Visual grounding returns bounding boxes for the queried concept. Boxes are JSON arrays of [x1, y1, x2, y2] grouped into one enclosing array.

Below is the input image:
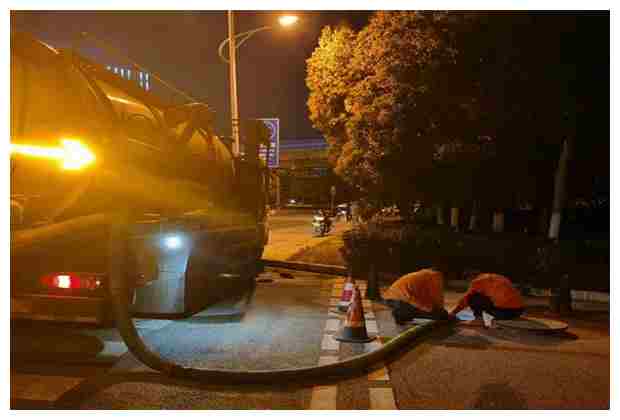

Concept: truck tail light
[[40, 273, 104, 291]]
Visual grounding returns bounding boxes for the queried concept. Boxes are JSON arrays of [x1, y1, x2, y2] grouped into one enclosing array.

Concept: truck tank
[[11, 31, 267, 322]]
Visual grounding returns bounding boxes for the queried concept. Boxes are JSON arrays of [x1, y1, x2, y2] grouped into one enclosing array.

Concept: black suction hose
[[108, 211, 450, 384]]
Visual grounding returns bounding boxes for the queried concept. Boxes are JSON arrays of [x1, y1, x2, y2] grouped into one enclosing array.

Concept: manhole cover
[[496, 317, 568, 331]]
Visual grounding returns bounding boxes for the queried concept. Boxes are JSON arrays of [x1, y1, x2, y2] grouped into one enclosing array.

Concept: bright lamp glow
[[60, 139, 96, 170], [278, 15, 298, 27], [56, 275, 71, 289], [164, 235, 183, 250], [10, 138, 96, 170]]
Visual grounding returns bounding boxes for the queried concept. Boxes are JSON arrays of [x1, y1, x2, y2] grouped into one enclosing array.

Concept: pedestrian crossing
[[310, 277, 398, 410], [12, 278, 400, 410]]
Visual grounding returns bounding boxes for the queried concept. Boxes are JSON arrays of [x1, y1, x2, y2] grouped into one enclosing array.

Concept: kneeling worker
[[382, 268, 448, 324], [449, 272, 525, 327]]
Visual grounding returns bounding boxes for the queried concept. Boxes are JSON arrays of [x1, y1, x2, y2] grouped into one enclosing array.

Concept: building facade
[[106, 65, 151, 91], [277, 137, 333, 206]]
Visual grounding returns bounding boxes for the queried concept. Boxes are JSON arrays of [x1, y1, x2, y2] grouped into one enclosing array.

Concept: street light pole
[[222, 13, 298, 158], [227, 11, 240, 156]]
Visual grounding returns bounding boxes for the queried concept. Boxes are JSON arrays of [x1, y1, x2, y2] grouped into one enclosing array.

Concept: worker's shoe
[[482, 313, 496, 328]]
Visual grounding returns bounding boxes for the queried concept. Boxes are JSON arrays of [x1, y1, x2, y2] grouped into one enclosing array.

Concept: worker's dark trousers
[[468, 292, 524, 320], [384, 299, 448, 324]]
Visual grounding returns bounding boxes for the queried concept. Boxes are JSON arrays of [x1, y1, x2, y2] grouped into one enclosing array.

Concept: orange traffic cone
[[335, 286, 375, 343], [337, 276, 356, 312]]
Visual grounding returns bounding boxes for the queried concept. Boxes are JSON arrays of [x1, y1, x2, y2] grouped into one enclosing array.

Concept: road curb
[[262, 259, 348, 276], [261, 261, 609, 309]]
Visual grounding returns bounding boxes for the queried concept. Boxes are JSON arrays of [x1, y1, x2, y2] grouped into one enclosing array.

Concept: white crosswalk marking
[[315, 276, 398, 410], [368, 364, 390, 381], [321, 334, 340, 351], [11, 373, 84, 402], [324, 318, 340, 332], [369, 387, 397, 409], [310, 385, 338, 409], [365, 320, 379, 334]]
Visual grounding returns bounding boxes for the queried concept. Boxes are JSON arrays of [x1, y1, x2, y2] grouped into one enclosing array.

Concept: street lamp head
[[278, 15, 298, 27]]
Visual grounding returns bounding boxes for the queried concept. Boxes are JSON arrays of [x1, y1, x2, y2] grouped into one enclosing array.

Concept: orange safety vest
[[464, 273, 524, 309], [383, 269, 445, 312]]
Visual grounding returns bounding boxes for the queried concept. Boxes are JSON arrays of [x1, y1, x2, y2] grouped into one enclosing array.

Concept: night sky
[[11, 10, 371, 140]]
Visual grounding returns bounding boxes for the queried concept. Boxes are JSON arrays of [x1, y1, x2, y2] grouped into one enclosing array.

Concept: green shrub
[[340, 222, 609, 291]]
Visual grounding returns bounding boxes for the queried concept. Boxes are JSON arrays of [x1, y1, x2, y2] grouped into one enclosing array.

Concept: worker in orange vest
[[382, 268, 449, 324], [449, 272, 525, 327]]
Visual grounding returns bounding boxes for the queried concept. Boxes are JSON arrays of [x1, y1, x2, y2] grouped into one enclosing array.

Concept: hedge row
[[340, 223, 609, 292]]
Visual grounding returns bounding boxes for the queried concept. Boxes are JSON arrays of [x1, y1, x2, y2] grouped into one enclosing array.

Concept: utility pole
[[548, 138, 573, 240], [548, 137, 574, 314], [228, 11, 240, 156]]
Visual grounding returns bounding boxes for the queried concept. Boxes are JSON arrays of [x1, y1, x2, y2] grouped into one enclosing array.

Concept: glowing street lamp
[[220, 12, 298, 156], [278, 15, 299, 26]]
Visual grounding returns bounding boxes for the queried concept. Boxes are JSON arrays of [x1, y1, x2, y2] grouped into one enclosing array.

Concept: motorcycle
[[312, 212, 332, 237]]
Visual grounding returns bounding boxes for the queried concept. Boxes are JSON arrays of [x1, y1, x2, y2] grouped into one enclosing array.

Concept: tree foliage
[[306, 12, 608, 229]]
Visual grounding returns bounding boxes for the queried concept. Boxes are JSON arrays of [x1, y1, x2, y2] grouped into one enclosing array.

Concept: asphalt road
[[10, 211, 610, 409], [11, 269, 388, 409], [267, 208, 316, 230]]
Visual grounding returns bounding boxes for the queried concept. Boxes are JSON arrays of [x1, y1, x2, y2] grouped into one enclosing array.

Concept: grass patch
[[286, 235, 346, 266]]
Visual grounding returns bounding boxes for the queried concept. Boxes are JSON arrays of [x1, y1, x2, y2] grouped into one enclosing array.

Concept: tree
[[308, 12, 476, 218], [307, 12, 607, 236], [306, 25, 357, 177]]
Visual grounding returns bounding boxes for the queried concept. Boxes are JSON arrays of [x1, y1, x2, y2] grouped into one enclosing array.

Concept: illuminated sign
[[257, 118, 279, 168]]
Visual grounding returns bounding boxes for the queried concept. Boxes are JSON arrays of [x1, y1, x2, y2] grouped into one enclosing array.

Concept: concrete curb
[[262, 260, 609, 305], [262, 259, 348, 276], [527, 288, 609, 303]]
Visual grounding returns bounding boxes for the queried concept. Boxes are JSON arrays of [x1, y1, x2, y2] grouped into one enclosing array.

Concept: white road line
[[318, 355, 339, 366], [310, 385, 338, 409], [11, 373, 84, 402], [324, 318, 341, 332], [329, 298, 340, 306], [365, 320, 379, 334], [321, 334, 340, 351], [368, 364, 390, 381], [364, 311, 376, 320], [369, 387, 397, 410]]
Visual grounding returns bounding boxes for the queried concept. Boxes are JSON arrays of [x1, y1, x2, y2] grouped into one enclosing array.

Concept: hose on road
[[109, 212, 450, 384]]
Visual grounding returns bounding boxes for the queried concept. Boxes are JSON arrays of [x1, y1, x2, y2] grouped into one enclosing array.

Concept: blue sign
[[257, 118, 279, 168]]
